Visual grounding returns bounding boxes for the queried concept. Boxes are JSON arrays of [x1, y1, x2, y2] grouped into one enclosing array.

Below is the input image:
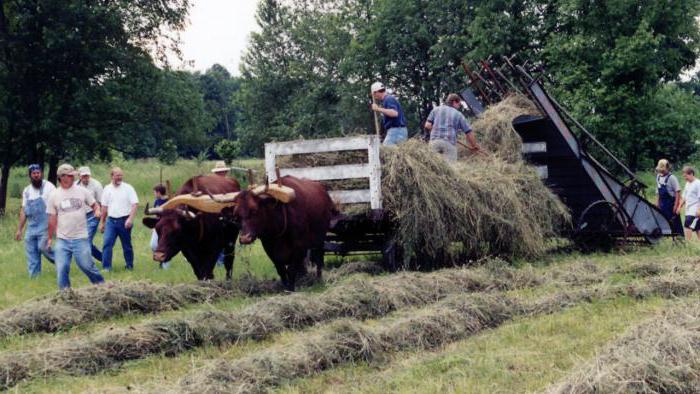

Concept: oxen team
[[143, 175, 335, 291]]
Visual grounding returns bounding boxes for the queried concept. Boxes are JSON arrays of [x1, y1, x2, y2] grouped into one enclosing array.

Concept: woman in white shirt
[[677, 165, 700, 240]]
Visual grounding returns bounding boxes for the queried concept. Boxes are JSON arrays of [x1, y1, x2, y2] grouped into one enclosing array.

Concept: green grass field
[[1, 159, 699, 393]]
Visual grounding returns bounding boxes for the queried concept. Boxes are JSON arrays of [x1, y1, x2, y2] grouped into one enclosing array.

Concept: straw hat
[[57, 164, 77, 177], [656, 159, 670, 173], [211, 161, 231, 173]]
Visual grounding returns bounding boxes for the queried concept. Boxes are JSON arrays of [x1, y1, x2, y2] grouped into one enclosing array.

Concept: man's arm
[[465, 132, 482, 152], [676, 197, 686, 215], [371, 104, 398, 118], [15, 210, 27, 241], [674, 191, 682, 213], [99, 205, 108, 233], [47, 214, 57, 249], [424, 121, 433, 131], [125, 204, 138, 229]]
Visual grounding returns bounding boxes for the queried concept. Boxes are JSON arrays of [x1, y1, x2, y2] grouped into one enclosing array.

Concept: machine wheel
[[573, 200, 627, 251]]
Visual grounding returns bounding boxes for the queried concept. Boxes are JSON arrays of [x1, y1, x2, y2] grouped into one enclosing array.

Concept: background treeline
[[2, 0, 700, 215]]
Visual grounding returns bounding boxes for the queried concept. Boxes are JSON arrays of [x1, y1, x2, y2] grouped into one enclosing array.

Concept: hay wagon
[[264, 135, 401, 267], [461, 58, 678, 247]]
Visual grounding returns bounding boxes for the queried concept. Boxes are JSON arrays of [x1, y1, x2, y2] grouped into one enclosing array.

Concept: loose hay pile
[[382, 141, 569, 266], [466, 94, 540, 162], [547, 301, 700, 393]]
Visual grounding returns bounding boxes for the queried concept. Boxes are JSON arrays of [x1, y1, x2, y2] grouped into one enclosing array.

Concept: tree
[[0, 0, 190, 214]]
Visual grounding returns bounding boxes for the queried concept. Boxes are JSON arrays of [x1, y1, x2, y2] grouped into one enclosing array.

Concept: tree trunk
[[48, 156, 59, 185], [0, 162, 11, 216]]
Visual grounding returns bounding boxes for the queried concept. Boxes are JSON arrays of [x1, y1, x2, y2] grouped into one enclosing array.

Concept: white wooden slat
[[279, 164, 370, 181], [329, 189, 371, 204], [264, 144, 277, 183], [535, 165, 548, 179], [367, 135, 382, 209], [522, 142, 547, 154], [265, 136, 371, 156]]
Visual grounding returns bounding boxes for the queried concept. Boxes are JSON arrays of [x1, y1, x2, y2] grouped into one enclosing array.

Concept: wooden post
[[372, 97, 381, 138], [166, 180, 173, 199], [247, 168, 254, 188], [275, 167, 282, 187]]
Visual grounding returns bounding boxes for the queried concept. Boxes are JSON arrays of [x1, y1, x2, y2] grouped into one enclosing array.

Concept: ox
[[209, 176, 335, 291], [142, 175, 240, 280]]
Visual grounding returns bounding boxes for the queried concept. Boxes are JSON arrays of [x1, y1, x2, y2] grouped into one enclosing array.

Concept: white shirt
[[683, 179, 700, 217], [101, 182, 139, 218], [21, 181, 56, 207]]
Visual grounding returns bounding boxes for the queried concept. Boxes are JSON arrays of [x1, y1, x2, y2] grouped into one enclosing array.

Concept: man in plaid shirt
[[425, 93, 481, 162]]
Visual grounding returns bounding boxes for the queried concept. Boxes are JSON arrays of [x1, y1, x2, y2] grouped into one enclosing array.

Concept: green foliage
[[157, 139, 179, 165], [214, 140, 242, 164]]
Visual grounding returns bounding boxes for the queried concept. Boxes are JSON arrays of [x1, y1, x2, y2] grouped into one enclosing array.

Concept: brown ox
[[226, 176, 334, 291], [142, 176, 240, 280]]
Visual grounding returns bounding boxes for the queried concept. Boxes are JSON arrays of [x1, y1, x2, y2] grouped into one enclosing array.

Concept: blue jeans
[[102, 217, 134, 270], [86, 214, 102, 261], [383, 127, 408, 146], [24, 227, 55, 278], [55, 238, 105, 289]]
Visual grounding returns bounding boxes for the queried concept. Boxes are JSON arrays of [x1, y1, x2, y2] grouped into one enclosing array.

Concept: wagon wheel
[[381, 237, 403, 272], [573, 200, 627, 252]]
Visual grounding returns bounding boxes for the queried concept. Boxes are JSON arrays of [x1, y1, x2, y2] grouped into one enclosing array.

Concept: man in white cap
[[211, 161, 231, 178], [100, 167, 139, 271], [371, 82, 408, 146], [46, 164, 105, 289], [76, 166, 103, 261]]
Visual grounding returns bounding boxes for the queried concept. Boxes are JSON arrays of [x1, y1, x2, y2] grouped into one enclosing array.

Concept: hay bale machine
[[263, 59, 676, 264]]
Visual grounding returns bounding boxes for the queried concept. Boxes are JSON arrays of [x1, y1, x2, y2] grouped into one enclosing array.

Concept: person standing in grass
[[149, 184, 170, 270], [424, 93, 482, 162], [655, 159, 682, 235], [76, 166, 103, 262], [676, 165, 700, 240], [99, 167, 139, 271], [371, 82, 408, 146], [46, 164, 105, 289], [15, 164, 55, 277]]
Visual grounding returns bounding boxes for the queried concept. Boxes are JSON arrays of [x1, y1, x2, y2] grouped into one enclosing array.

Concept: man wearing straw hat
[[371, 82, 408, 146], [211, 161, 231, 177], [76, 166, 103, 262], [424, 93, 482, 162], [46, 164, 105, 289], [655, 159, 682, 234]]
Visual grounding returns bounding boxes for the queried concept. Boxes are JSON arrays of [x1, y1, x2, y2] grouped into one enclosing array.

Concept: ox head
[[206, 183, 296, 245], [142, 203, 197, 262]]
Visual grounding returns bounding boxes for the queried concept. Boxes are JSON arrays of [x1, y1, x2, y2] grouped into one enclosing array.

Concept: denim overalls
[[657, 174, 683, 234], [24, 181, 54, 277]]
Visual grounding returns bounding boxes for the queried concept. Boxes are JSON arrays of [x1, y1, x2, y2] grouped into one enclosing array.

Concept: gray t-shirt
[[656, 173, 680, 197], [76, 178, 103, 213], [47, 185, 96, 240]]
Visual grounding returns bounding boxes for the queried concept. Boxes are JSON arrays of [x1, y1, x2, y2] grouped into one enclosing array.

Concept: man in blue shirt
[[425, 93, 481, 162], [371, 82, 408, 145]]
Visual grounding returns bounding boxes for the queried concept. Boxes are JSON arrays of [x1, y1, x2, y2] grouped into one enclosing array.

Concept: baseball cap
[[57, 164, 77, 177], [371, 82, 385, 93], [78, 166, 91, 176]]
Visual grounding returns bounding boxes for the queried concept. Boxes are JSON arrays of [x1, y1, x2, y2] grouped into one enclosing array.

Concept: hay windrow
[[546, 301, 700, 394], [177, 268, 700, 394], [382, 140, 570, 265], [0, 260, 598, 390], [0, 278, 287, 339]]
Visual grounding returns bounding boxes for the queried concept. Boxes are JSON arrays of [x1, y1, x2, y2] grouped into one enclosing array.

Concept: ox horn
[[177, 207, 196, 219], [159, 193, 238, 214], [144, 202, 164, 215], [208, 191, 241, 204], [251, 184, 296, 203]]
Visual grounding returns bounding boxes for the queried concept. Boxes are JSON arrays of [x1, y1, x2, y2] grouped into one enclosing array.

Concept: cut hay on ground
[[177, 267, 700, 394], [382, 140, 569, 266], [0, 259, 675, 390], [465, 94, 540, 162], [547, 301, 700, 394], [0, 261, 579, 390], [0, 278, 284, 339]]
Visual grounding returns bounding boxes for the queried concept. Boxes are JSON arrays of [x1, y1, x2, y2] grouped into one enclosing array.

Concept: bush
[[215, 139, 241, 163]]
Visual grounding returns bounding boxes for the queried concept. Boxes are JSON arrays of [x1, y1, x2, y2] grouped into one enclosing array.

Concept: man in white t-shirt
[[46, 164, 105, 289], [76, 166, 103, 262], [677, 165, 700, 240], [14, 164, 56, 277], [99, 167, 139, 271]]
